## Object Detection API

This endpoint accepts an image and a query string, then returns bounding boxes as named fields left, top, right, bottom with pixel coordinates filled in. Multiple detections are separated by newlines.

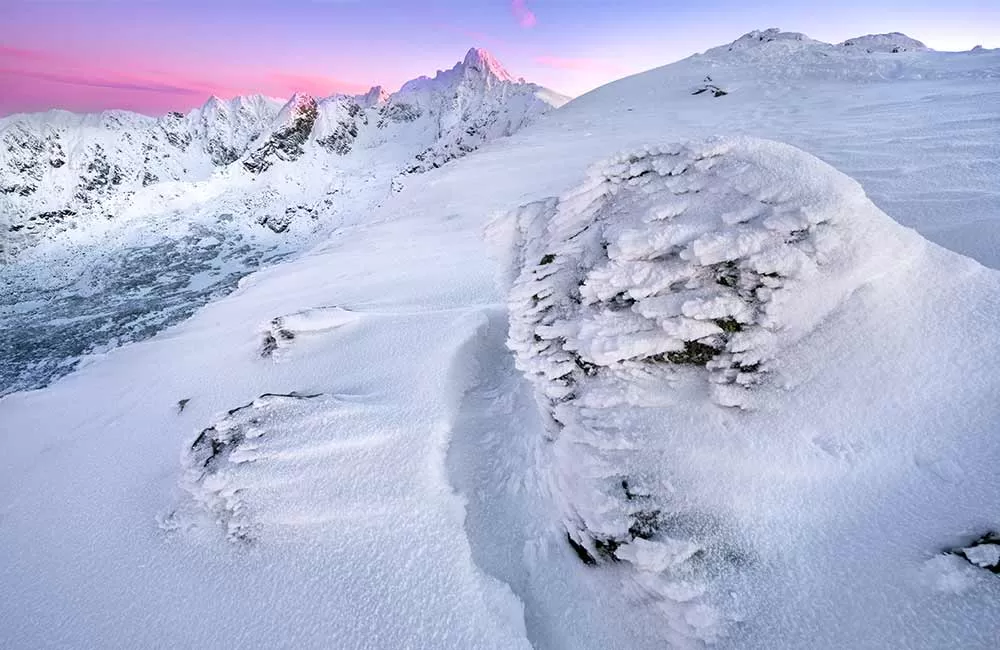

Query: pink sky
left=1, top=0, right=996, bottom=116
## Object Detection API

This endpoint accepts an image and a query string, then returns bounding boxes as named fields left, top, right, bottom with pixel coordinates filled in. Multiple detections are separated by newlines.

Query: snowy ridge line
left=0, top=48, right=568, bottom=258
left=493, top=136, right=932, bottom=642
left=692, top=28, right=997, bottom=83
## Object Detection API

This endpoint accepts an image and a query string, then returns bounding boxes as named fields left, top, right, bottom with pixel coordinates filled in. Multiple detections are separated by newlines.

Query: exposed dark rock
left=255, top=204, right=317, bottom=234
left=1, top=184, right=36, bottom=196
left=36, top=209, right=77, bottom=223
left=316, top=116, right=360, bottom=155
left=377, top=102, right=421, bottom=128
left=243, top=96, right=319, bottom=173
left=692, top=78, right=729, bottom=97
left=567, top=533, right=597, bottom=565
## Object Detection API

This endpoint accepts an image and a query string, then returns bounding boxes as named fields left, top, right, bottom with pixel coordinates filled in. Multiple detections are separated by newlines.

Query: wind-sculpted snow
left=260, top=306, right=362, bottom=358
left=497, top=136, right=1000, bottom=644
left=164, top=391, right=326, bottom=542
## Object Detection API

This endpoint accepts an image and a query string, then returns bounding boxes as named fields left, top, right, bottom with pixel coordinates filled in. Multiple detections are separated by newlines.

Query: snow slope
left=1, top=30, right=999, bottom=649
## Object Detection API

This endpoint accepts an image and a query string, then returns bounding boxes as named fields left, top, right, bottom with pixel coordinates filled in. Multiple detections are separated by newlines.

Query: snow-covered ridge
left=706, top=28, right=932, bottom=56
left=0, top=48, right=567, bottom=259
left=840, top=32, right=930, bottom=53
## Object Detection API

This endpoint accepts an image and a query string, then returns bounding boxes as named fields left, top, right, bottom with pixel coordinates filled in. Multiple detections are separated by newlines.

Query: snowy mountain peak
left=242, top=93, right=319, bottom=173
left=698, top=27, right=940, bottom=65
left=280, top=92, right=318, bottom=117
left=202, top=95, right=223, bottom=111
left=461, top=47, right=516, bottom=82
left=357, top=85, right=389, bottom=107
left=840, top=33, right=931, bottom=53
left=724, top=28, right=816, bottom=50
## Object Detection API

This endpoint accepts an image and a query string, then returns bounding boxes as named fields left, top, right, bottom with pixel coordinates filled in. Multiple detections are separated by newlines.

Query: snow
left=0, top=48, right=565, bottom=394
left=499, top=135, right=1000, bottom=644
left=840, top=32, right=931, bottom=53
left=963, top=544, right=1000, bottom=569
left=2, top=30, right=1000, bottom=649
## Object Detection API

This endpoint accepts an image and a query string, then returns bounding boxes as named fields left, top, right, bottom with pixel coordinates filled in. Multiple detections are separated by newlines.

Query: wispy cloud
left=0, top=42, right=373, bottom=116
left=0, top=67, right=206, bottom=95
left=0, top=45, right=60, bottom=62
left=511, top=0, right=537, bottom=28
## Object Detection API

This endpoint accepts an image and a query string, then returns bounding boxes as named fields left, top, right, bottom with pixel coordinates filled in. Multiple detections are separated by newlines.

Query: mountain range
left=0, top=47, right=567, bottom=258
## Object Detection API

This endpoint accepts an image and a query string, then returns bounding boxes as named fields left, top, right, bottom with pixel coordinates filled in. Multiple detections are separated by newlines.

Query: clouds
left=0, top=44, right=370, bottom=116
left=511, top=0, right=537, bottom=28
left=0, top=67, right=206, bottom=96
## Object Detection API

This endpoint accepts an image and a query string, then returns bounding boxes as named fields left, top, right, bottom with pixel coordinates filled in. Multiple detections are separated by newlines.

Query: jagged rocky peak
left=276, top=93, right=319, bottom=122
left=840, top=33, right=931, bottom=53
left=242, top=93, right=319, bottom=173
left=399, top=47, right=523, bottom=94
left=461, top=47, right=516, bottom=82
left=201, top=95, right=226, bottom=112
left=357, top=85, right=389, bottom=108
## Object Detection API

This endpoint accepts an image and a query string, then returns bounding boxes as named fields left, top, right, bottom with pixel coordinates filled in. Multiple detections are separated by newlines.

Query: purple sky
left=1, top=0, right=997, bottom=116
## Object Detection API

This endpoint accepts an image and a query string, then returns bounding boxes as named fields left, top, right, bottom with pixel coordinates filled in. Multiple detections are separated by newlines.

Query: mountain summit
left=462, top=47, right=516, bottom=82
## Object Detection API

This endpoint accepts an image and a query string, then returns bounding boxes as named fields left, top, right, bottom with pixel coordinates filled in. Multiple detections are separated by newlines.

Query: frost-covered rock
left=691, top=76, right=728, bottom=97
left=950, top=533, right=1000, bottom=573
left=497, top=135, right=936, bottom=641
left=504, top=136, right=908, bottom=414
left=260, top=306, right=362, bottom=358
left=166, top=391, right=324, bottom=542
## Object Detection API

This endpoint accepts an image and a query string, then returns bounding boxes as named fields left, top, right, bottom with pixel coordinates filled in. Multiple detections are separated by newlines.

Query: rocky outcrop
left=948, top=532, right=1000, bottom=573
left=243, top=94, right=319, bottom=173
left=315, top=99, right=365, bottom=155
left=497, top=136, right=929, bottom=641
